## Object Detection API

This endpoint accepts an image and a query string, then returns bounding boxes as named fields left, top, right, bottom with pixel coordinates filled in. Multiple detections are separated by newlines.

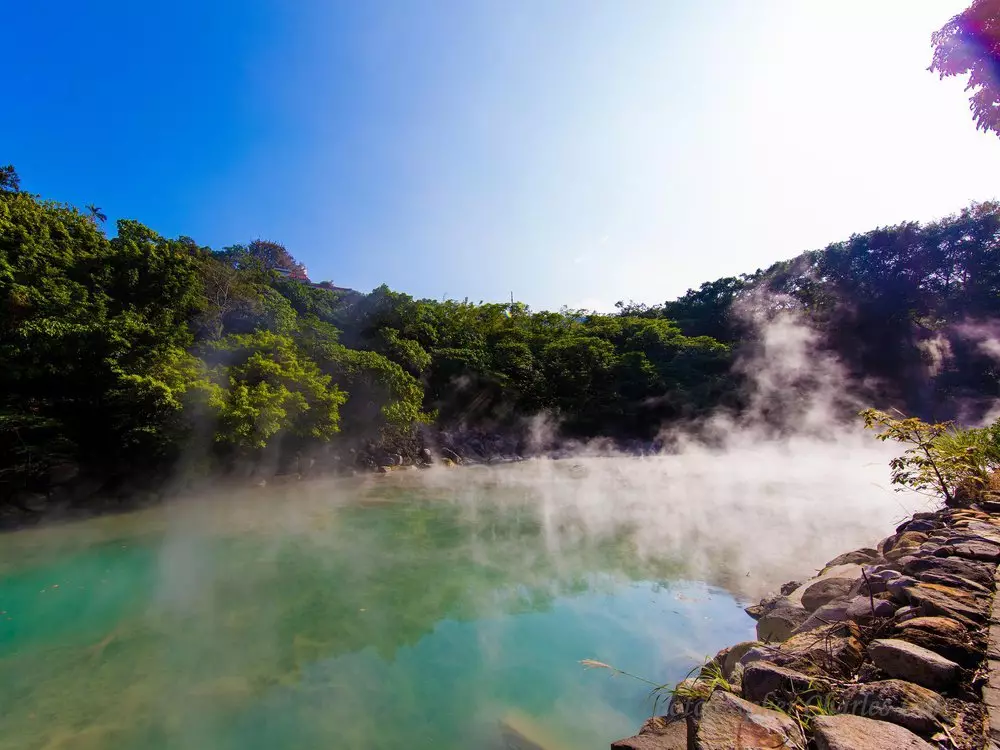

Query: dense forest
left=1, top=165, right=999, bottom=514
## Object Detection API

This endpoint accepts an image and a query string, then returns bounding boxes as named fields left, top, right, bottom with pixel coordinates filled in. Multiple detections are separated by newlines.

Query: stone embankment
left=612, top=499, right=1000, bottom=750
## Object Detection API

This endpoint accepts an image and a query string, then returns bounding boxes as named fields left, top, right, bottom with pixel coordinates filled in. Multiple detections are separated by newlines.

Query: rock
left=440, top=447, right=462, bottom=464
left=885, top=531, right=930, bottom=556
left=898, top=519, right=940, bottom=533
left=933, top=538, right=1000, bottom=562
left=886, top=575, right=920, bottom=603
left=814, top=563, right=866, bottom=581
left=779, top=580, right=801, bottom=596
left=721, top=641, right=761, bottom=680
left=612, top=718, right=688, bottom=750
left=741, top=662, right=825, bottom=704
left=737, top=646, right=772, bottom=669
left=693, top=691, right=805, bottom=750
left=916, top=571, right=991, bottom=595
left=11, top=491, right=47, bottom=513
left=802, top=578, right=857, bottom=612
left=825, top=548, right=879, bottom=567
left=811, top=714, right=934, bottom=750
left=776, top=622, right=864, bottom=678
left=868, top=638, right=961, bottom=690
left=896, top=616, right=968, bottom=639
left=902, top=555, right=995, bottom=588
left=845, top=595, right=897, bottom=622
left=892, top=617, right=982, bottom=668
left=893, top=605, right=921, bottom=624
left=904, top=582, right=990, bottom=628
left=756, top=605, right=810, bottom=643
left=838, top=679, right=947, bottom=735
left=795, top=600, right=852, bottom=633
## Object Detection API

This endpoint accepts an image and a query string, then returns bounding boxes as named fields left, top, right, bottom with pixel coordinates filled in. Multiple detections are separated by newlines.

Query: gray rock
left=741, top=662, right=824, bottom=704
left=868, top=638, right=961, bottom=690
left=756, top=605, right=810, bottom=643
left=801, top=578, right=857, bottom=612
left=825, top=548, right=879, bottom=567
left=812, top=714, right=934, bottom=750
left=933, top=538, right=1000, bottom=561
left=737, top=646, right=773, bottom=669
left=693, top=691, right=805, bottom=750
left=845, top=595, right=897, bottom=622
left=902, top=554, right=995, bottom=587
left=720, top=641, right=761, bottom=680
left=837, top=679, right=947, bottom=735
left=794, top=601, right=851, bottom=633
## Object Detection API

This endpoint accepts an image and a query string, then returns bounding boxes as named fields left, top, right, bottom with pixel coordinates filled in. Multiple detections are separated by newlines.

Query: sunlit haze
left=5, top=0, right=995, bottom=310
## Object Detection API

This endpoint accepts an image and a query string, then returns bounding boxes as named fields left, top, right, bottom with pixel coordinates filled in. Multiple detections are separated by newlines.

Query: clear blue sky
left=6, top=0, right=998, bottom=311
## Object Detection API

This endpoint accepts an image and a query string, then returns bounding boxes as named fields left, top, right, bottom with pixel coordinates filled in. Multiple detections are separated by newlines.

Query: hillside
left=2, top=165, right=999, bottom=514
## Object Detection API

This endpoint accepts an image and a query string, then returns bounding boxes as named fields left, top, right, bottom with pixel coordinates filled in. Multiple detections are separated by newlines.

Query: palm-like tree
left=86, top=204, right=107, bottom=224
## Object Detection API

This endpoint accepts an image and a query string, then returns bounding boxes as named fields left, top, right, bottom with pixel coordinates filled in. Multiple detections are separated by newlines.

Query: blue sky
left=6, top=0, right=999, bottom=311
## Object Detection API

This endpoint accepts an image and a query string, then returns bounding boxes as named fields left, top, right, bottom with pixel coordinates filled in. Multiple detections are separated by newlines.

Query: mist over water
left=0, top=310, right=935, bottom=750
left=0, top=435, right=923, bottom=750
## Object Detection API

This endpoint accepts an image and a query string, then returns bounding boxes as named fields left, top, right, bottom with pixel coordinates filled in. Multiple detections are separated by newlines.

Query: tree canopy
left=931, top=0, right=1000, bottom=135
left=2, top=164, right=999, bottom=510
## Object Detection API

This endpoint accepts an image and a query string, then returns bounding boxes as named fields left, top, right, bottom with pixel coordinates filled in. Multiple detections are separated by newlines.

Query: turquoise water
left=0, top=466, right=755, bottom=750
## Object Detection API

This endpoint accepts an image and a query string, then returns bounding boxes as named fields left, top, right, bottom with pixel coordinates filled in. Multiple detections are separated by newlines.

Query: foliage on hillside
left=0, top=168, right=732, bottom=502
left=620, top=201, right=1000, bottom=422
left=3, top=163, right=1000, bottom=507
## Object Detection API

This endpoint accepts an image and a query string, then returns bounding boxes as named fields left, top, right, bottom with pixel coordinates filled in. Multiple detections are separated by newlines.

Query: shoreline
left=611, top=495, right=1000, bottom=750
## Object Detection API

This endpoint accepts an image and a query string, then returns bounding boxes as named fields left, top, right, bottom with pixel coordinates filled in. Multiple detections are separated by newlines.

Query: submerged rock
left=811, top=714, right=934, bottom=750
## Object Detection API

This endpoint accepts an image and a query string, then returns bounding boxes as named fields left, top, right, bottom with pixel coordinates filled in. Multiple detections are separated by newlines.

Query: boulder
left=892, top=620, right=982, bottom=668
left=904, top=582, right=990, bottom=628
left=612, top=717, right=688, bottom=750
left=845, top=595, right=897, bottom=622
left=721, top=641, right=761, bottom=680
left=811, top=714, right=934, bottom=750
left=902, top=555, right=995, bottom=588
left=779, top=580, right=801, bottom=596
left=795, top=600, right=851, bottom=633
left=741, top=662, right=825, bottom=704
left=868, top=638, right=961, bottom=690
left=693, top=691, right=805, bottom=750
left=837, top=679, right=947, bottom=735
left=896, top=616, right=968, bottom=639
left=756, top=605, right=810, bottom=643
left=825, top=548, right=879, bottom=567
left=897, top=519, right=940, bottom=533
left=801, top=578, right=856, bottom=612
left=933, top=538, right=1000, bottom=562
left=915, top=571, right=991, bottom=595
left=776, top=622, right=864, bottom=679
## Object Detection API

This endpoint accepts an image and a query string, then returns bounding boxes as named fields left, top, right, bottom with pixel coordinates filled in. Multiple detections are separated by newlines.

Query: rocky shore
left=612, top=497, right=1000, bottom=750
